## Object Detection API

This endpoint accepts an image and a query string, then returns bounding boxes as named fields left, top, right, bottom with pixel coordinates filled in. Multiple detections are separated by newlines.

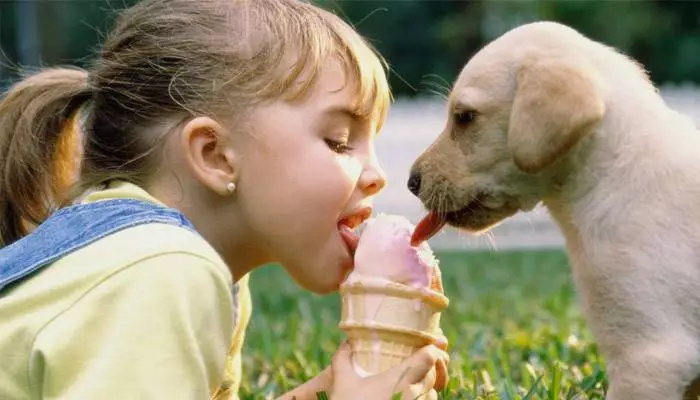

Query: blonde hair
left=0, top=0, right=391, bottom=247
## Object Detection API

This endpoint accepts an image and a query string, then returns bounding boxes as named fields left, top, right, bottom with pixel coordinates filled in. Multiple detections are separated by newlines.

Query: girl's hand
left=434, top=332, right=450, bottom=392
left=330, top=341, right=450, bottom=400
left=275, top=366, right=333, bottom=400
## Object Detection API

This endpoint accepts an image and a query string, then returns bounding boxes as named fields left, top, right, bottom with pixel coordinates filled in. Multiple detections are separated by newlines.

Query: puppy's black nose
left=407, top=171, right=422, bottom=196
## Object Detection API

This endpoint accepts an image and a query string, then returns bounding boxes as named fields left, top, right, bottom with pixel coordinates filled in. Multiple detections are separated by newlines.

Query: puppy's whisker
left=422, top=73, right=450, bottom=86
left=434, top=191, right=445, bottom=217
left=438, top=193, right=450, bottom=218
left=423, top=87, right=449, bottom=102
left=420, top=73, right=452, bottom=97
left=428, top=90, right=448, bottom=102
left=485, top=231, right=498, bottom=251
left=524, top=214, right=535, bottom=230
left=443, top=195, right=451, bottom=216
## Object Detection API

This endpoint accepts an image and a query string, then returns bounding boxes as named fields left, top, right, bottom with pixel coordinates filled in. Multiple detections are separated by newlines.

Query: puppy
left=409, top=21, right=700, bottom=400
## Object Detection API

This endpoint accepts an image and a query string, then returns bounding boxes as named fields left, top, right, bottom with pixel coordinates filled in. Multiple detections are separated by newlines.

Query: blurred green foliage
left=1, top=0, right=699, bottom=96
left=316, top=0, right=700, bottom=96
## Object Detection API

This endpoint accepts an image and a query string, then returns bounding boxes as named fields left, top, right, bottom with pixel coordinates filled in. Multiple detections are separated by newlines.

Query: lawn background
left=239, top=250, right=608, bottom=399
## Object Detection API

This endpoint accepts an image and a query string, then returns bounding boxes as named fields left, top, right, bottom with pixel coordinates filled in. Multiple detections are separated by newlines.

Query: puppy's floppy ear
left=508, top=57, right=605, bottom=173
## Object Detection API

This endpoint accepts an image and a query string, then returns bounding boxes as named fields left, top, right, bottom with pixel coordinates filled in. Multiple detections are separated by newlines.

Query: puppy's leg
left=605, top=334, right=700, bottom=400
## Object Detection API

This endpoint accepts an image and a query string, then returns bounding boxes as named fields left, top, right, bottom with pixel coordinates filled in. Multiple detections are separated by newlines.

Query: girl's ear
left=179, top=116, right=238, bottom=196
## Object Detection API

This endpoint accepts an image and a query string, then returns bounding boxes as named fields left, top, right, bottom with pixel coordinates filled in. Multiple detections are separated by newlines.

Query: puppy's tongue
left=410, top=211, right=446, bottom=246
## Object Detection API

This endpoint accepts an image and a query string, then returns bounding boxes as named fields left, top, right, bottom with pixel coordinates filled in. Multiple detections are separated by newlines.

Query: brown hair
left=0, top=0, right=391, bottom=247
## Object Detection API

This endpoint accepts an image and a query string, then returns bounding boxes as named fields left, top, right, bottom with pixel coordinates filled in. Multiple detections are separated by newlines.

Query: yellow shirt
left=0, top=182, right=251, bottom=399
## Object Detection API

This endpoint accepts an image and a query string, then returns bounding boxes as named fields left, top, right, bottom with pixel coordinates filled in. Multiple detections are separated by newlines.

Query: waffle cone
left=338, top=279, right=449, bottom=375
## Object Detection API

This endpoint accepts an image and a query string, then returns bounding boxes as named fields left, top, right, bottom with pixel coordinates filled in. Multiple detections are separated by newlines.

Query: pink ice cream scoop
left=346, top=213, right=439, bottom=289
left=338, top=213, right=448, bottom=379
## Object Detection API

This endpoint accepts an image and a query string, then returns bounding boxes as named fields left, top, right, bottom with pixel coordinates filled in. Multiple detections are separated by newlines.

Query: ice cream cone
left=338, top=279, right=449, bottom=375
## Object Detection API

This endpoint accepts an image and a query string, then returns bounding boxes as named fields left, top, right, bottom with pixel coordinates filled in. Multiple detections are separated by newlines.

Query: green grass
left=239, top=250, right=608, bottom=399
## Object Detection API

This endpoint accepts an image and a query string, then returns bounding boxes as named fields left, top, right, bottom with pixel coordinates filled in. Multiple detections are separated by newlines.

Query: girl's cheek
left=337, top=156, right=363, bottom=179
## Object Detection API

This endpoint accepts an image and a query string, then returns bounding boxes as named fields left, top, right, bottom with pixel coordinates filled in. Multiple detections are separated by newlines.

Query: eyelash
left=454, top=110, right=477, bottom=127
left=325, top=139, right=353, bottom=154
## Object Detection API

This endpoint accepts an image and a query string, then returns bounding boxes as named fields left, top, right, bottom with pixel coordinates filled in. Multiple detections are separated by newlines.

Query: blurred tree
left=646, top=0, right=700, bottom=84
left=517, top=0, right=695, bottom=85
left=0, top=3, right=19, bottom=85
left=2, top=0, right=699, bottom=95
left=317, top=0, right=700, bottom=96
left=16, top=1, right=40, bottom=66
left=1, top=0, right=136, bottom=88
left=315, top=0, right=485, bottom=96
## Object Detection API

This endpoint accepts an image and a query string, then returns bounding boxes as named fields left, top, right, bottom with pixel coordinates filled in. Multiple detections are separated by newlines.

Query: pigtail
left=0, top=67, right=91, bottom=247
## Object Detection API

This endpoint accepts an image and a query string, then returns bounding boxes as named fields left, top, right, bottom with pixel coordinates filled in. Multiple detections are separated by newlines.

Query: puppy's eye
left=454, top=110, right=476, bottom=126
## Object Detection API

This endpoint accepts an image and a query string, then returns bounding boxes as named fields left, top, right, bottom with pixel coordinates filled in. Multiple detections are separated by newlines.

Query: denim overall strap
left=0, top=199, right=197, bottom=293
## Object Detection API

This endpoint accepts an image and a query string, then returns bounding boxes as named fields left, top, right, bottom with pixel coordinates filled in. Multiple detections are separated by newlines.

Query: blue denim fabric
left=0, top=199, right=197, bottom=293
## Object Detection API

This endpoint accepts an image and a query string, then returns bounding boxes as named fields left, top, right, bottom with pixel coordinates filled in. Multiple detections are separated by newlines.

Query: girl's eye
left=325, top=139, right=353, bottom=154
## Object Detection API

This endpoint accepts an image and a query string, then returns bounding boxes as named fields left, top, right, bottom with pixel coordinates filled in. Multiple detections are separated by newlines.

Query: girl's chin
left=290, top=260, right=347, bottom=295
left=286, top=235, right=354, bottom=294
left=317, top=258, right=351, bottom=293
left=304, top=273, right=342, bottom=295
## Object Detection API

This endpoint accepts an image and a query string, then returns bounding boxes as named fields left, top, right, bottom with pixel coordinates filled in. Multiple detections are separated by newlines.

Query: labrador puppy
left=408, top=21, right=700, bottom=400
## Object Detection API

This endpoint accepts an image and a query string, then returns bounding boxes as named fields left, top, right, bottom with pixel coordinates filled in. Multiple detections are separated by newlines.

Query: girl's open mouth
left=337, top=207, right=372, bottom=256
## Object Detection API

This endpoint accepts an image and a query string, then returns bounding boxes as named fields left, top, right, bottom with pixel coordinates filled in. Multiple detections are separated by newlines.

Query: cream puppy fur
left=410, top=21, right=700, bottom=400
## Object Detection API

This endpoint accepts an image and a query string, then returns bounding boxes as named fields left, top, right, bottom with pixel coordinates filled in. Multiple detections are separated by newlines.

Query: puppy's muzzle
left=407, top=169, right=422, bottom=196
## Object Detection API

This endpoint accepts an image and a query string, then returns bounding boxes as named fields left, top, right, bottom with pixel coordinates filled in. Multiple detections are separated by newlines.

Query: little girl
left=0, top=0, right=447, bottom=399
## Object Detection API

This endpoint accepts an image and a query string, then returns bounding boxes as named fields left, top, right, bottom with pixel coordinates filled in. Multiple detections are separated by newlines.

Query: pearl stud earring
left=226, top=182, right=236, bottom=194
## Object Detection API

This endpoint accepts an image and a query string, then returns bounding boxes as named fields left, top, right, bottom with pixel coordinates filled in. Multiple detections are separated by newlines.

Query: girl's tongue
left=339, top=225, right=360, bottom=255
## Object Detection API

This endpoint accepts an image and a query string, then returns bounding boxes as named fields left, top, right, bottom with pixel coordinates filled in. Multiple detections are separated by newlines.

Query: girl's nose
left=360, top=156, right=387, bottom=196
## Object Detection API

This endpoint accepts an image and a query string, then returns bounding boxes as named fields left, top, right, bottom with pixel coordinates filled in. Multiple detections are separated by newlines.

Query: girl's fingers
left=434, top=358, right=448, bottom=391
left=433, top=334, right=450, bottom=390
left=386, top=344, right=447, bottom=387
left=330, top=341, right=354, bottom=377
left=434, top=334, right=449, bottom=351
